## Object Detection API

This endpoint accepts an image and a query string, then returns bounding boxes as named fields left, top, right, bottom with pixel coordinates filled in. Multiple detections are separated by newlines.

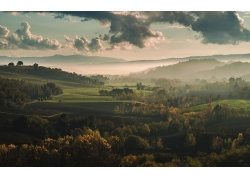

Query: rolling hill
left=2, top=52, right=250, bottom=75
left=130, top=59, right=225, bottom=79
left=188, top=62, right=250, bottom=80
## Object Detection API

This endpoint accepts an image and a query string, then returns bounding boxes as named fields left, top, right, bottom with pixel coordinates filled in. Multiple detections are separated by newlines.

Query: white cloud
left=64, top=35, right=104, bottom=53
left=144, top=31, right=165, bottom=47
left=0, top=25, right=10, bottom=37
left=0, top=22, right=62, bottom=50
left=8, top=12, right=20, bottom=16
left=37, top=12, right=46, bottom=17
left=65, top=16, right=77, bottom=23
left=106, top=42, right=133, bottom=51
left=0, top=40, right=8, bottom=49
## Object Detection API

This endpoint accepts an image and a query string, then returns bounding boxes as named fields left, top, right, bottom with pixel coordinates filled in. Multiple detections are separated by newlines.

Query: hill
left=130, top=59, right=225, bottom=79
left=2, top=53, right=250, bottom=76
left=0, top=54, right=126, bottom=66
left=0, top=65, right=105, bottom=87
left=188, top=61, right=250, bottom=80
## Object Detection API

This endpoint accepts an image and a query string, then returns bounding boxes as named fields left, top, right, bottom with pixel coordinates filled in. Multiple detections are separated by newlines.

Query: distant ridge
left=124, top=53, right=250, bottom=63
left=1, top=52, right=250, bottom=65
left=0, top=54, right=126, bottom=65
left=188, top=61, right=250, bottom=79
left=1, top=53, right=250, bottom=75
left=130, top=59, right=225, bottom=78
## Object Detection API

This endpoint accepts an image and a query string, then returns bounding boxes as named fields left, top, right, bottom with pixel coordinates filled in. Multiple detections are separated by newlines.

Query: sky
left=1, top=4, right=250, bottom=61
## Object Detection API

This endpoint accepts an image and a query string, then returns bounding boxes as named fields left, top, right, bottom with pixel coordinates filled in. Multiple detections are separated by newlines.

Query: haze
left=2, top=11, right=250, bottom=76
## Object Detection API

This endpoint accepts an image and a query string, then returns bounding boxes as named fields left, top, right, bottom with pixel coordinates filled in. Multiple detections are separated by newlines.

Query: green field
left=190, top=99, right=250, bottom=111
left=0, top=70, right=93, bottom=88
left=0, top=70, right=143, bottom=104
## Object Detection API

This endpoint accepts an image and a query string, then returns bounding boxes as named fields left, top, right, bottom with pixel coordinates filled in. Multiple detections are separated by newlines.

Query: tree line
left=0, top=77, right=63, bottom=109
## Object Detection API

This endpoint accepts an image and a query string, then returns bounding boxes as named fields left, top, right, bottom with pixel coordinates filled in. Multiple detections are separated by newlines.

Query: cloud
left=23, top=11, right=250, bottom=47
left=105, top=42, right=133, bottom=51
left=53, top=12, right=164, bottom=48
left=65, top=16, right=77, bottom=23
left=0, top=22, right=62, bottom=50
left=64, top=35, right=104, bottom=53
left=186, top=38, right=199, bottom=43
left=142, top=11, right=250, bottom=45
left=81, top=18, right=91, bottom=22
left=140, top=11, right=250, bottom=45
left=36, top=12, right=46, bottom=17
left=0, top=25, right=10, bottom=37
left=0, top=40, right=8, bottom=49
left=7, top=12, right=20, bottom=16
left=190, top=11, right=250, bottom=44
left=141, top=11, right=194, bottom=27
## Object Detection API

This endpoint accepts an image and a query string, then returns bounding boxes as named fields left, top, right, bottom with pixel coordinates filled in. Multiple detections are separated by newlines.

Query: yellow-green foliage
left=0, top=132, right=118, bottom=167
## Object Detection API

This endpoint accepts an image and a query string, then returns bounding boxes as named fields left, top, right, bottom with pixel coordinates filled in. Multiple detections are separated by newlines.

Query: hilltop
left=0, top=64, right=105, bottom=87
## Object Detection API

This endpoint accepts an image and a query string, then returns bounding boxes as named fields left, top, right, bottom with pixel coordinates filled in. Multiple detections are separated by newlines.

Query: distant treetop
left=17, top=61, right=24, bottom=66
left=8, top=62, right=14, bottom=66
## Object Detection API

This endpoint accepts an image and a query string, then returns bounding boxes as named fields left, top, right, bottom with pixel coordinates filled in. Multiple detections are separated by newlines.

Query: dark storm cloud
left=53, top=11, right=250, bottom=46
left=190, top=11, right=250, bottom=44
left=54, top=11, right=113, bottom=25
left=10, top=11, right=250, bottom=47
left=81, top=18, right=91, bottom=22
left=0, top=22, right=62, bottom=50
left=53, top=11, right=164, bottom=48
left=99, top=34, right=110, bottom=41
left=141, top=11, right=194, bottom=27
left=140, top=11, right=250, bottom=45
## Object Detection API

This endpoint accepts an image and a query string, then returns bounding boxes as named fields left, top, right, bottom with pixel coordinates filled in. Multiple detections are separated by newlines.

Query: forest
left=1, top=59, right=250, bottom=167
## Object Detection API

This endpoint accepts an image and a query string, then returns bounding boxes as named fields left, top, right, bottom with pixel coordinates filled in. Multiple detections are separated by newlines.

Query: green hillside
left=190, top=99, right=250, bottom=111
left=0, top=65, right=134, bottom=104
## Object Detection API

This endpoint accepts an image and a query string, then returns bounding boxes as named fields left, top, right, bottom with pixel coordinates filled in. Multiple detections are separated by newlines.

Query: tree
left=8, top=62, right=14, bottom=66
left=140, top=124, right=150, bottom=135
left=231, top=133, right=244, bottom=149
left=12, top=115, right=49, bottom=138
left=57, top=113, right=70, bottom=135
left=34, top=63, right=39, bottom=69
left=211, top=136, right=223, bottom=152
left=71, top=132, right=119, bottom=166
left=124, top=135, right=150, bottom=151
left=17, top=61, right=23, bottom=66
left=184, top=133, right=196, bottom=150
